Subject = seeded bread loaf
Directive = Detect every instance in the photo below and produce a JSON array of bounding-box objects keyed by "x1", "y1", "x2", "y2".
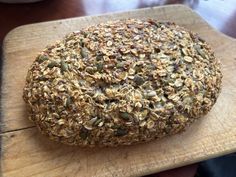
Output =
[{"x1": 23, "y1": 19, "x2": 222, "y2": 147}]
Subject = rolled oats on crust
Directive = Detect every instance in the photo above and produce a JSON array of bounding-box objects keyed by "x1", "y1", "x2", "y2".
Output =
[{"x1": 23, "y1": 19, "x2": 222, "y2": 147}]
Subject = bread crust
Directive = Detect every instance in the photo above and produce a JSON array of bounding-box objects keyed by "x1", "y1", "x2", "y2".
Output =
[{"x1": 23, "y1": 19, "x2": 222, "y2": 147}]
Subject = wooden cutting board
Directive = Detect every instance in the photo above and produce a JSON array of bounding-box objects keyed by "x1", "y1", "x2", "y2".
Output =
[{"x1": 1, "y1": 5, "x2": 236, "y2": 177}]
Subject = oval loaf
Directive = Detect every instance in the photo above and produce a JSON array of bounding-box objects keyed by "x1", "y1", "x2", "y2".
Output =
[{"x1": 23, "y1": 19, "x2": 222, "y2": 147}]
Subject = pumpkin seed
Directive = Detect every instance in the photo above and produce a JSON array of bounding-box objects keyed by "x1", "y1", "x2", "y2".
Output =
[
  {"x1": 80, "y1": 48, "x2": 88, "y2": 58},
  {"x1": 120, "y1": 112, "x2": 131, "y2": 121},
  {"x1": 116, "y1": 61, "x2": 125, "y2": 68},
  {"x1": 60, "y1": 60, "x2": 68, "y2": 72},
  {"x1": 96, "y1": 62, "x2": 103, "y2": 72},
  {"x1": 79, "y1": 127, "x2": 89, "y2": 140},
  {"x1": 194, "y1": 45, "x2": 206, "y2": 58},
  {"x1": 114, "y1": 128, "x2": 128, "y2": 136},
  {"x1": 133, "y1": 75, "x2": 145, "y2": 85},
  {"x1": 47, "y1": 61, "x2": 58, "y2": 68},
  {"x1": 79, "y1": 39, "x2": 84, "y2": 47},
  {"x1": 37, "y1": 55, "x2": 48, "y2": 63},
  {"x1": 38, "y1": 76, "x2": 47, "y2": 81},
  {"x1": 66, "y1": 96, "x2": 72, "y2": 108}
]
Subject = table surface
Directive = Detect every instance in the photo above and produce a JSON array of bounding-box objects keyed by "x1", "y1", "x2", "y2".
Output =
[{"x1": 0, "y1": 0, "x2": 235, "y2": 177}]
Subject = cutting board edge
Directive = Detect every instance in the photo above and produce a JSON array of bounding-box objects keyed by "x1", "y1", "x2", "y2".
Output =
[
  {"x1": 2, "y1": 4, "x2": 236, "y2": 50},
  {"x1": 1, "y1": 126, "x2": 236, "y2": 177},
  {"x1": 2, "y1": 4, "x2": 192, "y2": 40}
]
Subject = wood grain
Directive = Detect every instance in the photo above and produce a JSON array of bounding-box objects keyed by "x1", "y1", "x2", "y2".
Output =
[{"x1": 1, "y1": 5, "x2": 236, "y2": 177}]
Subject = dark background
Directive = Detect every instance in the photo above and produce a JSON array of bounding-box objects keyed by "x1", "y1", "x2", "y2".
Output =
[{"x1": 0, "y1": 0, "x2": 236, "y2": 177}]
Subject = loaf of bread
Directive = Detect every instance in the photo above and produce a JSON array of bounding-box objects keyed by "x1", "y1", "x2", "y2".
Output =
[{"x1": 23, "y1": 19, "x2": 222, "y2": 147}]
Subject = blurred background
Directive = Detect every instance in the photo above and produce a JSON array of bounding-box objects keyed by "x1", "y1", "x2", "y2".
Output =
[
  {"x1": 0, "y1": 0, "x2": 235, "y2": 47},
  {"x1": 0, "y1": 0, "x2": 236, "y2": 177}
]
